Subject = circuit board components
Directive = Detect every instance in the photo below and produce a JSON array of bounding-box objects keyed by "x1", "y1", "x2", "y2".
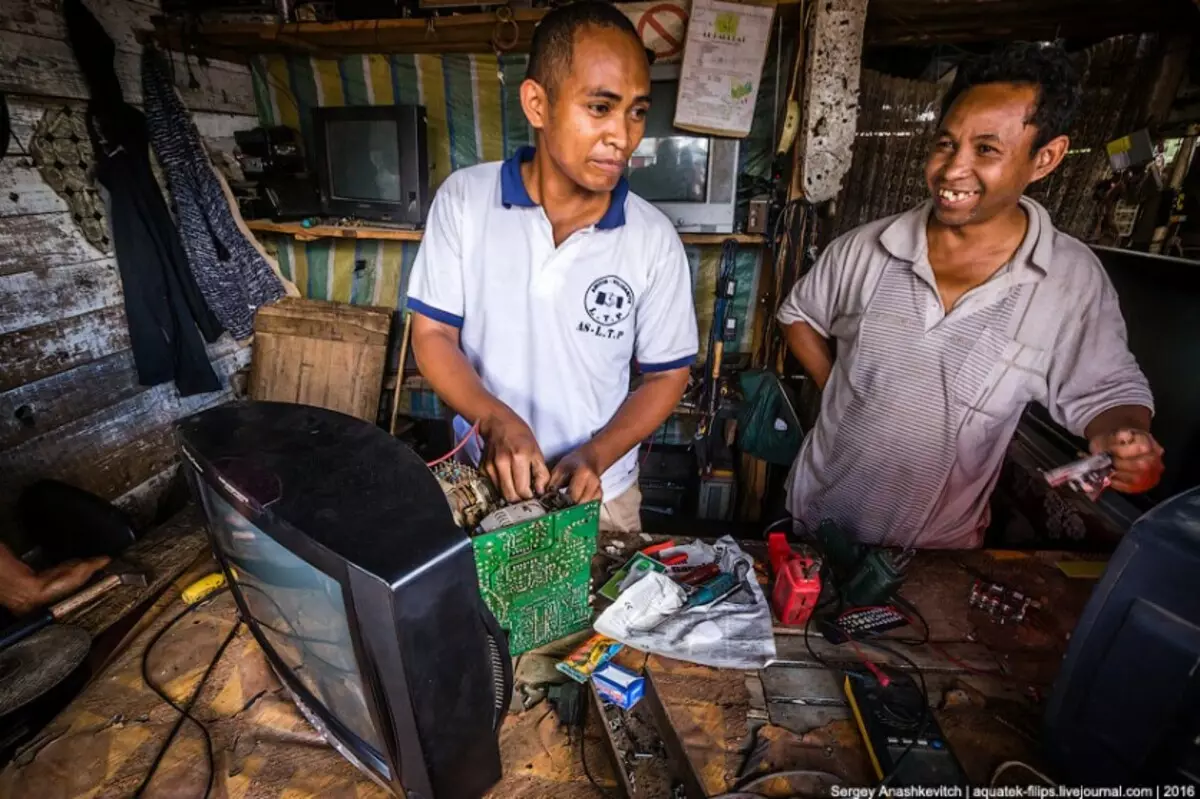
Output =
[{"x1": 432, "y1": 461, "x2": 599, "y2": 654}]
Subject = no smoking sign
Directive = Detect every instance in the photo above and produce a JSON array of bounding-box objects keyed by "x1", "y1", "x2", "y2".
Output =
[{"x1": 626, "y1": 1, "x2": 690, "y2": 62}]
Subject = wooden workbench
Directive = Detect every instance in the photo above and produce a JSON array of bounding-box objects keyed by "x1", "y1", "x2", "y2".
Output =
[
  {"x1": 0, "y1": 510, "x2": 1100, "y2": 797},
  {"x1": 584, "y1": 537, "x2": 1097, "y2": 796}
]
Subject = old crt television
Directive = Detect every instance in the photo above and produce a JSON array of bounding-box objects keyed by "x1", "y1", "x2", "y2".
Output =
[
  {"x1": 1044, "y1": 486, "x2": 1200, "y2": 786},
  {"x1": 312, "y1": 105, "x2": 430, "y2": 224},
  {"x1": 177, "y1": 401, "x2": 511, "y2": 798},
  {"x1": 625, "y1": 64, "x2": 740, "y2": 233}
]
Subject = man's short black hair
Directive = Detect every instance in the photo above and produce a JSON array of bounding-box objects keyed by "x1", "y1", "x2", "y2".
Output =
[
  {"x1": 939, "y1": 42, "x2": 1083, "y2": 153},
  {"x1": 526, "y1": 1, "x2": 646, "y2": 95}
]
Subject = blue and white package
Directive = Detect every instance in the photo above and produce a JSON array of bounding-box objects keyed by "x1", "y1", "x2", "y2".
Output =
[{"x1": 592, "y1": 663, "x2": 645, "y2": 710}]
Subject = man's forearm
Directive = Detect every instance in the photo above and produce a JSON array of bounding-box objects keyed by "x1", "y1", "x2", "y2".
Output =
[
  {"x1": 586, "y1": 368, "x2": 689, "y2": 473},
  {"x1": 784, "y1": 321, "x2": 833, "y2": 390},
  {"x1": 1085, "y1": 405, "x2": 1152, "y2": 440},
  {"x1": 411, "y1": 320, "x2": 514, "y2": 428}
]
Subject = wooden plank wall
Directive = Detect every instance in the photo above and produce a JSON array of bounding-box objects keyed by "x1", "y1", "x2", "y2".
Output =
[{"x1": 0, "y1": 0, "x2": 259, "y2": 556}]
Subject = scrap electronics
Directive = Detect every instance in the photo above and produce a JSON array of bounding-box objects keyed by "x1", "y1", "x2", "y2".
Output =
[
  {"x1": 764, "y1": 520, "x2": 969, "y2": 788},
  {"x1": 82, "y1": 399, "x2": 1198, "y2": 798},
  {"x1": 431, "y1": 459, "x2": 599, "y2": 655},
  {"x1": 756, "y1": 449, "x2": 1200, "y2": 790}
]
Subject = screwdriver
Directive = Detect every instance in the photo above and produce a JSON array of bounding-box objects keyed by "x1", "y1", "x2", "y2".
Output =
[{"x1": 686, "y1": 562, "x2": 752, "y2": 608}]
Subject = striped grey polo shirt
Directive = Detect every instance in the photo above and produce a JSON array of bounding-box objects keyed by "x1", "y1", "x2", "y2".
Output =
[{"x1": 778, "y1": 197, "x2": 1154, "y2": 549}]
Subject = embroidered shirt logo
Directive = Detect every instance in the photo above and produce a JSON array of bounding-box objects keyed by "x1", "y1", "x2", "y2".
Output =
[{"x1": 584, "y1": 276, "x2": 634, "y2": 327}]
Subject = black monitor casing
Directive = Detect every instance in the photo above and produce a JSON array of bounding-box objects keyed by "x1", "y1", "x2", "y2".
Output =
[
  {"x1": 312, "y1": 104, "x2": 430, "y2": 224},
  {"x1": 1045, "y1": 487, "x2": 1200, "y2": 785},
  {"x1": 178, "y1": 401, "x2": 509, "y2": 799}
]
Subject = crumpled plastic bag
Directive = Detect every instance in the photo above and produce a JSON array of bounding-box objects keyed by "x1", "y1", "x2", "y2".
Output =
[{"x1": 594, "y1": 536, "x2": 777, "y2": 669}]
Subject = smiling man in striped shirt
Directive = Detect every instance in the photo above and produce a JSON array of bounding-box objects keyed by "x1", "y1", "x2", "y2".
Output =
[{"x1": 778, "y1": 44, "x2": 1164, "y2": 549}]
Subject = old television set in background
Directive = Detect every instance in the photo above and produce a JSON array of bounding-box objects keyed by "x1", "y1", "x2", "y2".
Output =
[
  {"x1": 178, "y1": 402, "x2": 510, "y2": 799},
  {"x1": 312, "y1": 105, "x2": 430, "y2": 225},
  {"x1": 625, "y1": 64, "x2": 740, "y2": 233}
]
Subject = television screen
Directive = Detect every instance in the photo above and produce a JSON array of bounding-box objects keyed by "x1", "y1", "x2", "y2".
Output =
[
  {"x1": 626, "y1": 79, "x2": 711, "y2": 203},
  {"x1": 325, "y1": 119, "x2": 402, "y2": 203},
  {"x1": 197, "y1": 483, "x2": 387, "y2": 762},
  {"x1": 628, "y1": 136, "x2": 710, "y2": 202},
  {"x1": 179, "y1": 401, "x2": 509, "y2": 798}
]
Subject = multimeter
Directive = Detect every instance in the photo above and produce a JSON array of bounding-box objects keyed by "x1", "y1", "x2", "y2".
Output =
[{"x1": 843, "y1": 670, "x2": 969, "y2": 787}]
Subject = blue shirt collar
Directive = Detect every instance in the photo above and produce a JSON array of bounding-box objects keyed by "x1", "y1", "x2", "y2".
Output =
[{"x1": 499, "y1": 146, "x2": 628, "y2": 230}]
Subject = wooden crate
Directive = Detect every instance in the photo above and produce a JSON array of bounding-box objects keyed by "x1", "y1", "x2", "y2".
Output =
[{"x1": 249, "y1": 298, "x2": 392, "y2": 423}]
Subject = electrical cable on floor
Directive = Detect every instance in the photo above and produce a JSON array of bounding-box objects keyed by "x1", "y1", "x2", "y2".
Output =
[
  {"x1": 134, "y1": 589, "x2": 241, "y2": 799},
  {"x1": 887, "y1": 595, "x2": 930, "y2": 646},
  {"x1": 802, "y1": 558, "x2": 863, "y2": 670},
  {"x1": 991, "y1": 759, "x2": 1056, "y2": 788}
]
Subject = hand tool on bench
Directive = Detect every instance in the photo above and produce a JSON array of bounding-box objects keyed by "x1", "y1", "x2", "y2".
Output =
[{"x1": 0, "y1": 571, "x2": 148, "y2": 652}]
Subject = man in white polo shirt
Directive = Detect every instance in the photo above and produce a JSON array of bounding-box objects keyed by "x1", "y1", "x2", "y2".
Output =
[
  {"x1": 778, "y1": 43, "x2": 1165, "y2": 549},
  {"x1": 406, "y1": 1, "x2": 698, "y2": 532}
]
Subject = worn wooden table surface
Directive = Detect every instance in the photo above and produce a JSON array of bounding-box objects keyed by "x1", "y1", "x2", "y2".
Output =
[
  {"x1": 637, "y1": 546, "x2": 1099, "y2": 795},
  {"x1": 0, "y1": 513, "x2": 1102, "y2": 798}
]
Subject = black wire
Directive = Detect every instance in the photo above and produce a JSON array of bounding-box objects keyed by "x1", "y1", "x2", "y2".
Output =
[
  {"x1": 579, "y1": 695, "x2": 617, "y2": 798},
  {"x1": 135, "y1": 590, "x2": 241, "y2": 799},
  {"x1": 858, "y1": 640, "x2": 932, "y2": 790},
  {"x1": 802, "y1": 558, "x2": 851, "y2": 670},
  {"x1": 802, "y1": 557, "x2": 937, "y2": 789},
  {"x1": 886, "y1": 594, "x2": 931, "y2": 646}
]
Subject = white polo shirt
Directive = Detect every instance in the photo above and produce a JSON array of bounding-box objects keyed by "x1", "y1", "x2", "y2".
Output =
[{"x1": 407, "y1": 147, "x2": 699, "y2": 500}]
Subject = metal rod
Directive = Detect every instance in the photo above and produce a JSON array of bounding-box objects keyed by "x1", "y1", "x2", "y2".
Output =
[{"x1": 389, "y1": 311, "x2": 413, "y2": 436}]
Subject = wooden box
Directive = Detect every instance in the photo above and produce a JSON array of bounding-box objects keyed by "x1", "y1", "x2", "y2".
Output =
[{"x1": 249, "y1": 298, "x2": 392, "y2": 423}]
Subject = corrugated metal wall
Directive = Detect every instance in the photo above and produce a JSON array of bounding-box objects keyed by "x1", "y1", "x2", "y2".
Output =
[
  {"x1": 832, "y1": 34, "x2": 1165, "y2": 241},
  {"x1": 831, "y1": 71, "x2": 942, "y2": 237}
]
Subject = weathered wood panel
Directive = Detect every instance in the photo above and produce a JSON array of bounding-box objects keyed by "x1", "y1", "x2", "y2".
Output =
[
  {"x1": 0, "y1": 211, "x2": 107, "y2": 275},
  {"x1": 0, "y1": 347, "x2": 248, "y2": 512},
  {"x1": 0, "y1": 1, "x2": 259, "y2": 555},
  {"x1": 0, "y1": 0, "x2": 160, "y2": 56},
  {"x1": 111, "y1": 464, "x2": 183, "y2": 532},
  {"x1": 0, "y1": 305, "x2": 131, "y2": 392},
  {"x1": 0, "y1": 156, "x2": 68, "y2": 218},
  {"x1": 193, "y1": 110, "x2": 259, "y2": 151},
  {"x1": 1, "y1": 99, "x2": 257, "y2": 218},
  {"x1": 2, "y1": 99, "x2": 71, "y2": 217},
  {"x1": 0, "y1": 257, "x2": 122, "y2": 334},
  {"x1": 0, "y1": 30, "x2": 256, "y2": 115},
  {"x1": 0, "y1": 336, "x2": 243, "y2": 450},
  {"x1": 250, "y1": 298, "x2": 392, "y2": 422}
]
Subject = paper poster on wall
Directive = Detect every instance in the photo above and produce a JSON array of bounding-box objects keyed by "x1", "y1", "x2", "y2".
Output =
[{"x1": 673, "y1": 0, "x2": 776, "y2": 138}]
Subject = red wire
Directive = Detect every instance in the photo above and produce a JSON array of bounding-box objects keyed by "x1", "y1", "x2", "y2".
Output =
[
  {"x1": 849, "y1": 639, "x2": 890, "y2": 687},
  {"x1": 640, "y1": 436, "x2": 654, "y2": 469},
  {"x1": 928, "y1": 641, "x2": 1000, "y2": 677},
  {"x1": 425, "y1": 421, "x2": 480, "y2": 467},
  {"x1": 842, "y1": 603, "x2": 1006, "y2": 679}
]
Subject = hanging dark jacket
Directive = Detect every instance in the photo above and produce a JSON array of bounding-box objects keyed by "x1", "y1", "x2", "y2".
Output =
[
  {"x1": 142, "y1": 46, "x2": 285, "y2": 340},
  {"x1": 64, "y1": 0, "x2": 223, "y2": 396}
]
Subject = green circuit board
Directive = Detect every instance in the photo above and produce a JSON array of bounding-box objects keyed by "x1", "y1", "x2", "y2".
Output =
[{"x1": 471, "y1": 500, "x2": 599, "y2": 654}]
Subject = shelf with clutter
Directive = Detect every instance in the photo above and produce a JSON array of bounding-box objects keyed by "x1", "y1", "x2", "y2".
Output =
[
  {"x1": 244, "y1": 218, "x2": 766, "y2": 246},
  {"x1": 145, "y1": 1, "x2": 804, "y2": 61}
]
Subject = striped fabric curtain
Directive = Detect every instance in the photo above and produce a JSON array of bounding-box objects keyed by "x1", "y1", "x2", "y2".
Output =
[
  {"x1": 248, "y1": 53, "x2": 764, "y2": 418},
  {"x1": 252, "y1": 53, "x2": 534, "y2": 188}
]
